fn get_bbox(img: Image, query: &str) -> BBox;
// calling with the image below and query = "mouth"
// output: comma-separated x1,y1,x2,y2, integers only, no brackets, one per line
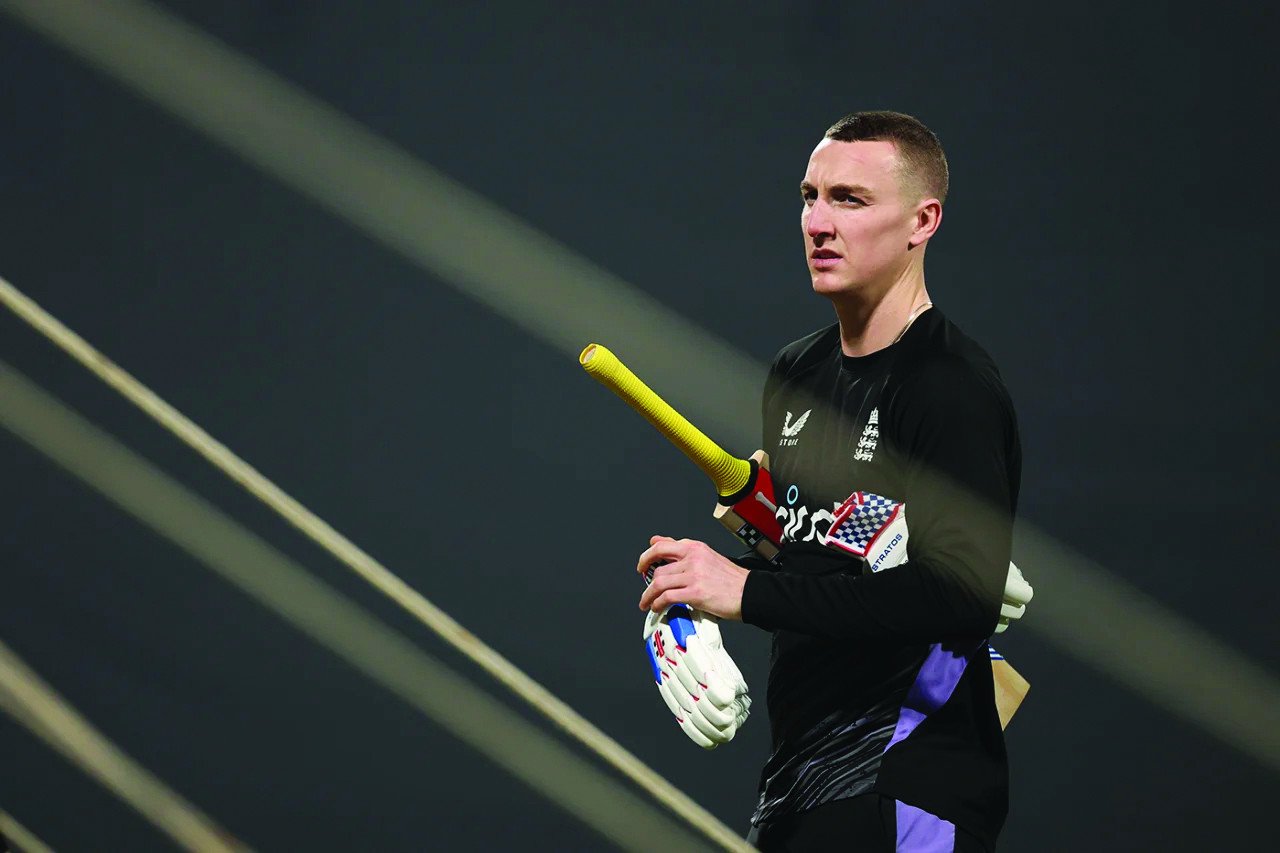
810,250,841,271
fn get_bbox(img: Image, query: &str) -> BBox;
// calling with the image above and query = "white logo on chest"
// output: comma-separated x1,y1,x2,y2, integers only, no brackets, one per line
854,407,879,462
778,409,811,447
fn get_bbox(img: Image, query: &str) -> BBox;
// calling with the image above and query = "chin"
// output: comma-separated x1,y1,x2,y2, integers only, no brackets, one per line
811,273,857,297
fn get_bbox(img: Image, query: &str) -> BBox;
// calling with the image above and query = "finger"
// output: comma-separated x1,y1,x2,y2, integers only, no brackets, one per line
1005,562,1033,604
639,555,676,584
636,543,666,576
702,712,736,744
657,670,692,717
650,587,695,613
718,647,748,688
642,559,678,586
999,602,1025,622
670,672,734,744
656,633,692,702
689,657,733,709
670,643,703,698
638,575,663,610
645,568,696,607
641,608,663,640
714,717,738,742
664,668,698,715
671,697,732,749
678,714,718,749
702,644,748,706
649,534,676,545
635,539,687,577
679,634,716,689
682,694,727,742
702,667,738,708
1003,581,1033,606
648,561,683,584
691,612,724,650
639,573,687,611
695,705,736,738
687,680,736,728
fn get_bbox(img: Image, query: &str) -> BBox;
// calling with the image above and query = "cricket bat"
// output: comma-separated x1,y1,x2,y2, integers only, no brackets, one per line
580,342,1029,728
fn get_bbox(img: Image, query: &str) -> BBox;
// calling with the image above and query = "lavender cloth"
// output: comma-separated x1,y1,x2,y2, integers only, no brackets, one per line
896,799,957,852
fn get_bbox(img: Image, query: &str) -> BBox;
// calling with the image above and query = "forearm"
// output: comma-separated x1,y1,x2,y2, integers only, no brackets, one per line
739,545,1003,642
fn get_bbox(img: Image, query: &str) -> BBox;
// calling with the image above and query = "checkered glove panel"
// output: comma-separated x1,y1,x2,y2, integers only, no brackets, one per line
823,491,909,572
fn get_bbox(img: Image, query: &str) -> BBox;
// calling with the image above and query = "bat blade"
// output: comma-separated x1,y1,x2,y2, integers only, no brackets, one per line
992,658,1031,729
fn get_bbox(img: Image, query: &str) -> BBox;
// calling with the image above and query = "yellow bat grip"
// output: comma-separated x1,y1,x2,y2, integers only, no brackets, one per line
580,344,751,497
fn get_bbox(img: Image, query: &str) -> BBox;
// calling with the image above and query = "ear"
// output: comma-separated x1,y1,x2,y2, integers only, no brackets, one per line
908,198,943,248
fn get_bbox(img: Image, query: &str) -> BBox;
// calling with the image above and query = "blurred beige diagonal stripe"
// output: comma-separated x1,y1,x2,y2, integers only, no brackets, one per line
0,275,748,853
0,810,56,853
0,641,243,852
1013,525,1280,766
0,358,732,853
2,0,1278,775
0,0,759,442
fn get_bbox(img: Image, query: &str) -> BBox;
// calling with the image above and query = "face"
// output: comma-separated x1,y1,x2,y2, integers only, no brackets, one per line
800,138,934,298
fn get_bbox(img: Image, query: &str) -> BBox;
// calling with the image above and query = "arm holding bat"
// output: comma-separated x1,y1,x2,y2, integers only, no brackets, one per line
581,343,1032,745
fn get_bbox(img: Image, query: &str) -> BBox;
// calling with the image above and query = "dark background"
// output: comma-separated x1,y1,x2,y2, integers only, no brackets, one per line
2,2,1276,850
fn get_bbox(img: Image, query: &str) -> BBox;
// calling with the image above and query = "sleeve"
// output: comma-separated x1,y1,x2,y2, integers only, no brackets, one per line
740,358,1018,642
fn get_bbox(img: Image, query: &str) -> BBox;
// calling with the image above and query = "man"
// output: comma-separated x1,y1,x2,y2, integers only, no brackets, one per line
637,111,1020,851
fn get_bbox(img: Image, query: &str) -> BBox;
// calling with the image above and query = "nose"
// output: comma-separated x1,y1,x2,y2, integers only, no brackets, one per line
804,199,834,243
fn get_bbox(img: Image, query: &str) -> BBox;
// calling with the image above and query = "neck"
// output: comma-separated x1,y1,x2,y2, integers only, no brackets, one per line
830,268,931,357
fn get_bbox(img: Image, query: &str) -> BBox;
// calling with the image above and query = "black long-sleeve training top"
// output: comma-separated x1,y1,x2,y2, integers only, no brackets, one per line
735,305,1021,850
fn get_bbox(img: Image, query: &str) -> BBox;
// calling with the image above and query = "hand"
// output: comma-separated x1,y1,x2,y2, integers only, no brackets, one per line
643,603,750,748
636,535,750,621
995,561,1033,634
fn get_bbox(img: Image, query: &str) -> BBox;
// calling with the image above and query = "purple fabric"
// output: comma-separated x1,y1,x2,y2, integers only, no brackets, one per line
895,800,956,852
885,642,971,751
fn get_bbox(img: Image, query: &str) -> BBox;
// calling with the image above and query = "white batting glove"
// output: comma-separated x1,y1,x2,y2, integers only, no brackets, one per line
643,604,750,749
995,561,1033,634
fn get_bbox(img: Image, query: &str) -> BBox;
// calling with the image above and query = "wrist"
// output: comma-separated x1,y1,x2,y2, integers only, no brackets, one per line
739,567,781,630
726,563,749,621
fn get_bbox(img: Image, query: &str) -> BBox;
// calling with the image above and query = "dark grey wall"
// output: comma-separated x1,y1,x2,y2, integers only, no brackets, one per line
2,2,1275,850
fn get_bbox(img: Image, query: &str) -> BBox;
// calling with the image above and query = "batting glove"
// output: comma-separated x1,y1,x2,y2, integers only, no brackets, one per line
824,492,1035,634
643,604,750,749
995,561,1033,634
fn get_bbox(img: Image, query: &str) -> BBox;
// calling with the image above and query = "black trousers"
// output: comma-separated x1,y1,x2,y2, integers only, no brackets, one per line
746,794,989,853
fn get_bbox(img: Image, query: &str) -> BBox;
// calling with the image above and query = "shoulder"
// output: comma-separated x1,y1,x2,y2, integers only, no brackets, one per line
769,322,841,382
888,312,1017,432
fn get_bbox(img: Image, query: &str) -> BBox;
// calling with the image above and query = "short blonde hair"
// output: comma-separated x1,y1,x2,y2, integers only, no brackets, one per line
824,111,949,204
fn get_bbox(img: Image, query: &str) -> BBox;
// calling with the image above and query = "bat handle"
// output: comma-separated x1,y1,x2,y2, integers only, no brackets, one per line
580,343,752,496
